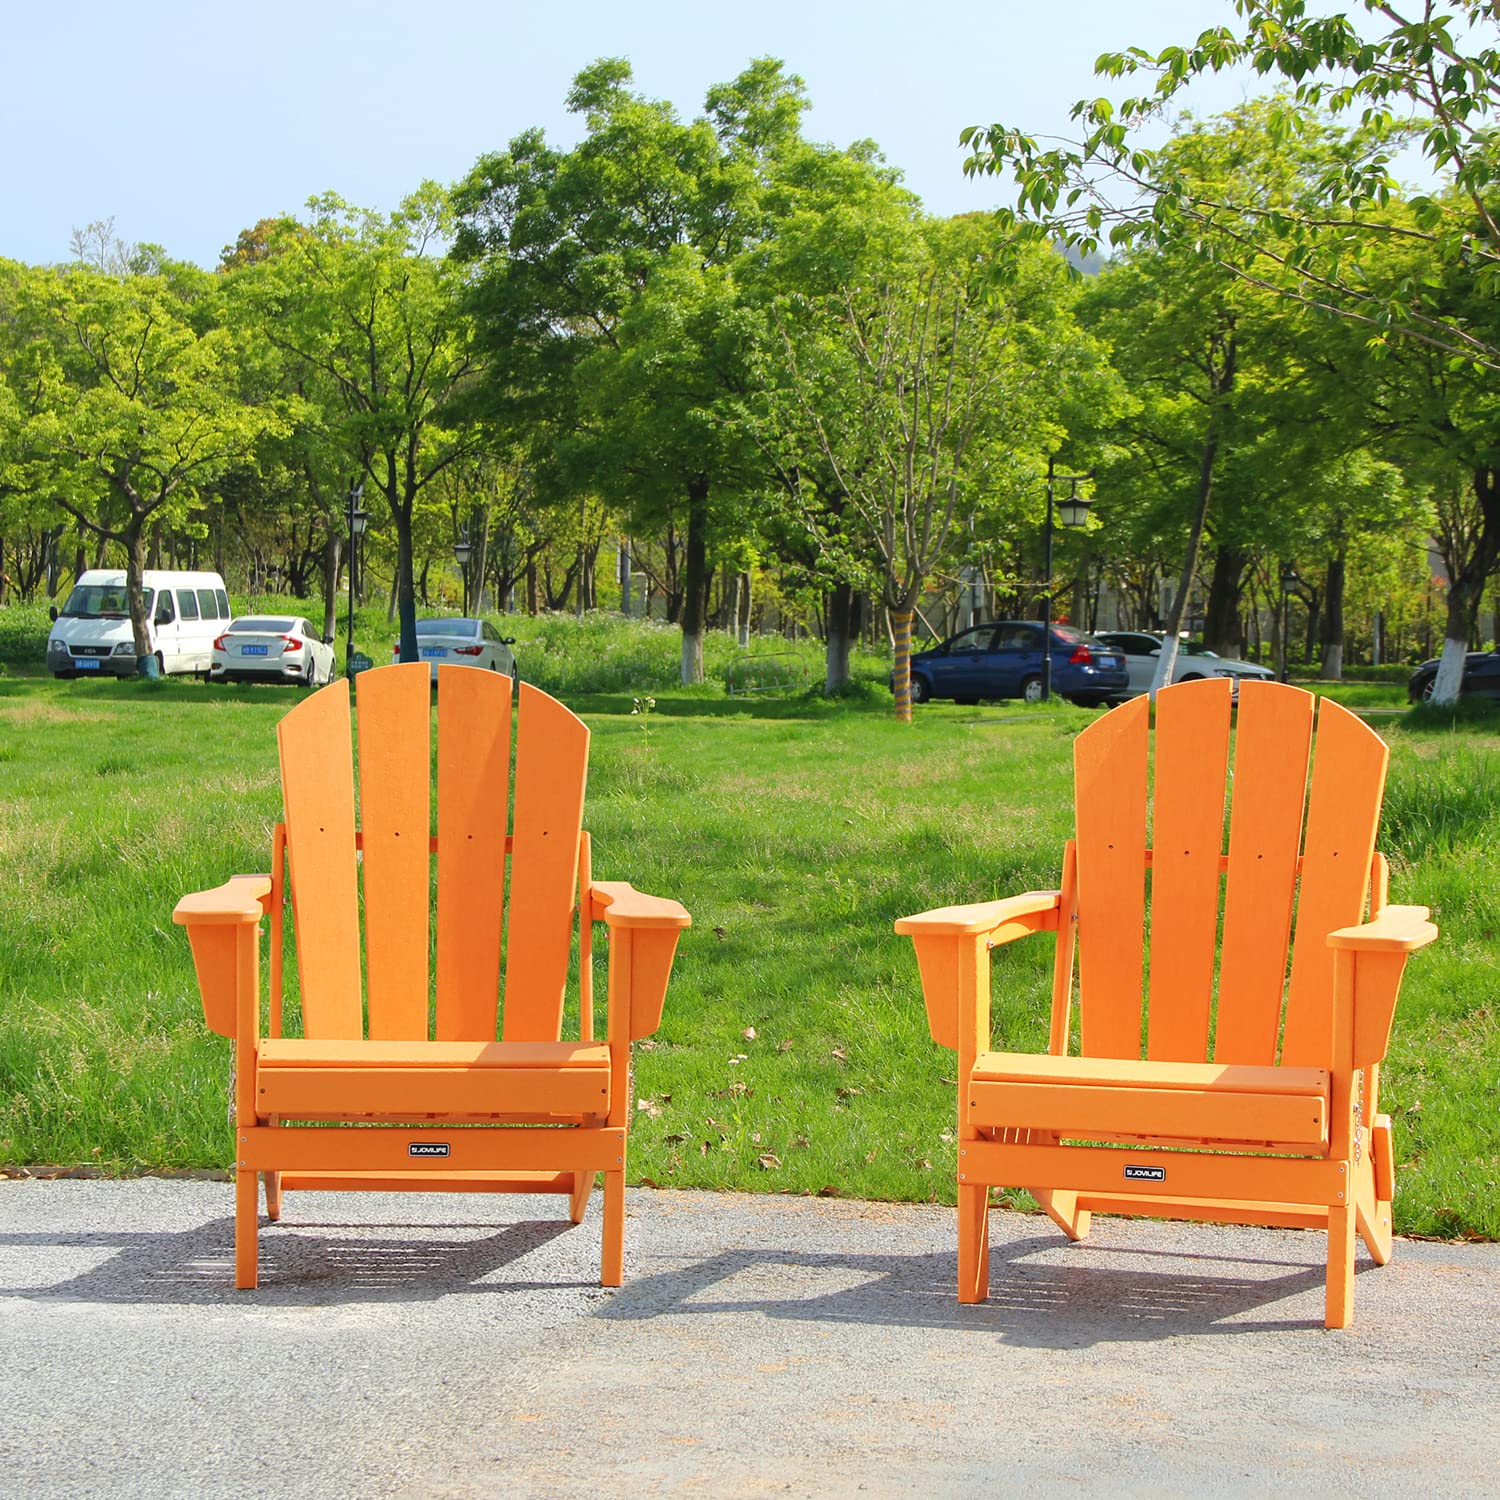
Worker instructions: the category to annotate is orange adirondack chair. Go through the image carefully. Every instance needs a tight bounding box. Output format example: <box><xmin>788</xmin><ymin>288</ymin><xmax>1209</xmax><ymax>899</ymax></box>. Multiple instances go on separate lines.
<box><xmin>173</xmin><ymin>663</ymin><xmax>689</xmax><ymax>1290</ymax></box>
<box><xmin>897</xmin><ymin>678</ymin><xmax>1437</xmax><ymax>1328</ymax></box>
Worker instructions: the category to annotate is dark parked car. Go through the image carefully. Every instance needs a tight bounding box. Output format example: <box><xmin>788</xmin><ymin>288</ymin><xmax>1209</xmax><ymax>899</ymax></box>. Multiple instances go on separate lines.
<box><xmin>899</xmin><ymin>621</ymin><xmax>1129</xmax><ymax>707</ymax></box>
<box><xmin>1407</xmin><ymin>649</ymin><xmax>1500</xmax><ymax>703</ymax></box>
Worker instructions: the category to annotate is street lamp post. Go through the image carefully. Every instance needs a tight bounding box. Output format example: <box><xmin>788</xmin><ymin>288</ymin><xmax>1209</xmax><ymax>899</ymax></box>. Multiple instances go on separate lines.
<box><xmin>1279</xmin><ymin>563</ymin><xmax>1301</xmax><ymax>683</ymax></box>
<box><xmin>454</xmin><ymin>528</ymin><xmax>473</xmax><ymax>616</ymax></box>
<box><xmin>345</xmin><ymin>482</ymin><xmax>368</xmax><ymax>677</ymax></box>
<box><xmin>1041</xmin><ymin>454</ymin><xmax>1095</xmax><ymax>702</ymax></box>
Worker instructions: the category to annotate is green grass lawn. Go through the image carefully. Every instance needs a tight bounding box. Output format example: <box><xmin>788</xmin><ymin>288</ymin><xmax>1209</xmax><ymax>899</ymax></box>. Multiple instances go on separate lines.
<box><xmin>0</xmin><ymin>632</ymin><xmax>1494</xmax><ymax>1237</ymax></box>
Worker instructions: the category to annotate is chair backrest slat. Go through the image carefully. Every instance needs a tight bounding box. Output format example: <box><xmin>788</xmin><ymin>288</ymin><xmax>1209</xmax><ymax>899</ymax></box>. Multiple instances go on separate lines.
<box><xmin>1280</xmin><ymin>698</ymin><xmax>1388</xmax><ymax>1067</ymax></box>
<box><xmin>277</xmin><ymin>682</ymin><xmax>363</xmax><ymax>1039</ymax></box>
<box><xmin>1215</xmin><ymin>681</ymin><xmax>1314</xmax><ymax>1064</ymax></box>
<box><xmin>1145</xmin><ymin>678</ymin><xmax>1232</xmax><ymax>1062</ymax></box>
<box><xmin>356</xmin><ymin>664</ymin><xmax>432</xmax><ymax>1040</ymax></box>
<box><xmin>1074</xmin><ymin>693</ymin><xmax>1149</xmax><ymax>1059</ymax></box>
<box><xmin>434</xmin><ymin>667</ymin><xmax>512</xmax><ymax>1042</ymax></box>
<box><xmin>502</xmin><ymin>683</ymin><xmax>590</xmax><ymax>1042</ymax></box>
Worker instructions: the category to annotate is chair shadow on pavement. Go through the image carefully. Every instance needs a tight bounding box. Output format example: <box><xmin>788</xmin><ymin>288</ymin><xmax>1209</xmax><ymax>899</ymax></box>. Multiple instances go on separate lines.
<box><xmin>597</xmin><ymin>1231</ymin><xmax>1350</xmax><ymax>1347</ymax></box>
<box><xmin>0</xmin><ymin>1214</ymin><xmax>585</xmax><ymax>1307</ymax></box>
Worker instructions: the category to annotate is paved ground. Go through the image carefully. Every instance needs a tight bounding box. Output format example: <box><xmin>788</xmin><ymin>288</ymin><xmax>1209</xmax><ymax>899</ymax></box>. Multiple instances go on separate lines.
<box><xmin>2</xmin><ymin>1179</ymin><xmax>1497</xmax><ymax>1498</ymax></box>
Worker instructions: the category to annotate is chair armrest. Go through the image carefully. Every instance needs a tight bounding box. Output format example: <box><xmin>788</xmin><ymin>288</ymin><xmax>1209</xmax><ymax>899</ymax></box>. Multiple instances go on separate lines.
<box><xmin>590</xmin><ymin>881</ymin><xmax>691</xmax><ymax>931</ymax></box>
<box><xmin>173</xmin><ymin>875</ymin><xmax>273</xmax><ymax>927</ymax></box>
<box><xmin>897</xmin><ymin>892</ymin><xmax>1061</xmax><ymax>1051</ymax></box>
<box><xmin>895</xmin><ymin>890</ymin><xmax>1060</xmax><ymax>941</ymax></box>
<box><xmin>592</xmin><ymin>882</ymin><xmax>689</xmax><ymax>1042</ymax></box>
<box><xmin>1331</xmin><ymin>907</ymin><xmax>1439</xmax><ymax>1070</ymax></box>
<box><xmin>173</xmin><ymin>877</ymin><xmax>270</xmax><ymax>1038</ymax></box>
<box><xmin>1328</xmin><ymin>905</ymin><xmax>1438</xmax><ymax>954</ymax></box>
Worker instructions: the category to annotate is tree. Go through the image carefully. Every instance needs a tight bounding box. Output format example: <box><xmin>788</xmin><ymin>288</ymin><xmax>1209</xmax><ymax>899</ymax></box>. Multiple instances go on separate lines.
<box><xmin>771</xmin><ymin>219</ymin><xmax>1108</xmax><ymax>719</ymax></box>
<box><xmin>230</xmin><ymin>188</ymin><xmax>478</xmax><ymax>662</ymax></box>
<box><xmin>18</xmin><ymin>259</ymin><xmax>278</xmax><ymax>662</ymax></box>
<box><xmin>963</xmin><ymin>1</ymin><xmax>1500</xmax><ymax>700</ymax></box>
<box><xmin>453</xmin><ymin>58</ymin><xmax>812</xmax><ymax>683</ymax></box>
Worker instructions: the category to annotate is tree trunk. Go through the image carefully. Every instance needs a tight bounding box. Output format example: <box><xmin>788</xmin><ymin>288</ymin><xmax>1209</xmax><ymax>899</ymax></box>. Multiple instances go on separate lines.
<box><xmin>525</xmin><ymin>561</ymin><xmax>538</xmax><ymax>616</ymax></box>
<box><xmin>125</xmin><ymin>523</ymin><xmax>153</xmax><ymax>670</ymax></box>
<box><xmin>825</xmin><ymin>579</ymin><xmax>855</xmax><ymax>694</ymax></box>
<box><xmin>1203</xmin><ymin>544</ymin><xmax>1248</xmax><ymax>657</ymax></box>
<box><xmin>1152</xmin><ymin>424</ymin><xmax>1220</xmax><ymax>693</ymax></box>
<box><xmin>1303</xmin><ymin>588</ymin><xmax>1321</xmax><ymax>669</ymax></box>
<box><xmin>395</xmin><ymin>509</ymin><xmax>418</xmax><ymax>663</ymax></box>
<box><xmin>738</xmin><ymin>571</ymin><xmax>752</xmax><ymax>648</ymax></box>
<box><xmin>322</xmin><ymin>534</ymin><xmax>341</xmax><ymax>643</ymax></box>
<box><xmin>1432</xmin><ymin>468</ymin><xmax>1500</xmax><ymax>701</ymax></box>
<box><xmin>890</xmin><ymin>608</ymin><xmax>914</xmax><ymax>723</ymax></box>
<box><xmin>1320</xmin><ymin>550</ymin><xmax>1346</xmax><ymax>680</ymax></box>
<box><xmin>680</xmin><ymin>483</ymin><xmax>710</xmax><ymax>686</ymax></box>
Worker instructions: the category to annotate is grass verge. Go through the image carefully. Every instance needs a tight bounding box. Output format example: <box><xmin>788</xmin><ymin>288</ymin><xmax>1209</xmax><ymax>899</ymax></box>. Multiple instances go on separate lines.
<box><xmin>0</xmin><ymin>633</ymin><xmax>1494</xmax><ymax>1236</ymax></box>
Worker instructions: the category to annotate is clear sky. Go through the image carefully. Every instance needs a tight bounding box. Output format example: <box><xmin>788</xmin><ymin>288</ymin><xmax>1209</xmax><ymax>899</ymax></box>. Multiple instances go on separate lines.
<box><xmin>0</xmin><ymin>0</ymin><xmax>1278</xmax><ymax>268</ymax></box>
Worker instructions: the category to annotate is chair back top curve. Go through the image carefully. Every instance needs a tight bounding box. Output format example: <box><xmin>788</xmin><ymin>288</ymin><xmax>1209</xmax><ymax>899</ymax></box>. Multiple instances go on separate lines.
<box><xmin>1071</xmin><ymin>677</ymin><xmax>1389</xmax><ymax>1070</ymax></box>
<box><xmin>275</xmin><ymin>663</ymin><xmax>590</xmax><ymax>1044</ymax></box>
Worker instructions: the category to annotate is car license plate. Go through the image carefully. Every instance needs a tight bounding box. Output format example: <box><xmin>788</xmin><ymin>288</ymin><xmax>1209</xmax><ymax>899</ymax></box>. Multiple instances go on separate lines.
<box><xmin>1100</xmin><ymin>654</ymin><xmax>1121</xmax><ymax>668</ymax></box>
<box><xmin>76</xmin><ymin>658</ymin><xmax>99</xmax><ymax>670</ymax></box>
<box><xmin>240</xmin><ymin>644</ymin><xmax>268</xmax><ymax>655</ymax></box>
<box><xmin>420</xmin><ymin>647</ymin><xmax>446</xmax><ymax>659</ymax></box>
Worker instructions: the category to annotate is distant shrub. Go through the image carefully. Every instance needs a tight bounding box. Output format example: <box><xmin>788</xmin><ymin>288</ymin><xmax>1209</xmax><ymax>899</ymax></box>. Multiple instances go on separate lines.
<box><xmin>0</xmin><ymin>601</ymin><xmax>51</xmax><ymax>667</ymax></box>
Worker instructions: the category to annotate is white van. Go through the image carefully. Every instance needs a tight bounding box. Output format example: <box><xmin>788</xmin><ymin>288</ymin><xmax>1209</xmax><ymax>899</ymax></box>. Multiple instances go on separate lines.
<box><xmin>47</xmin><ymin>570</ymin><xmax>232</xmax><ymax>679</ymax></box>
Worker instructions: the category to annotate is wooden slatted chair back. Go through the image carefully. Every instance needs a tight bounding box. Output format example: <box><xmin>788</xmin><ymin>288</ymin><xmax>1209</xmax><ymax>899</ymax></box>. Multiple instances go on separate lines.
<box><xmin>276</xmin><ymin>664</ymin><xmax>590</xmax><ymax>1043</ymax></box>
<box><xmin>1071</xmin><ymin>678</ymin><xmax>1388</xmax><ymax>1068</ymax></box>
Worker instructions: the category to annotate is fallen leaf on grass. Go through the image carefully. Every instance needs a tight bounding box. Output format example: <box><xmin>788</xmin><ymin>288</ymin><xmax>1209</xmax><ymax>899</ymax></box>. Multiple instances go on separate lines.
<box><xmin>836</xmin><ymin>1086</ymin><xmax>863</xmax><ymax>1100</ymax></box>
<box><xmin>742</xmin><ymin>1026</ymin><xmax>758</xmax><ymax>1041</ymax></box>
<box><xmin>831</xmin><ymin>1046</ymin><xmax>847</xmax><ymax>1063</ymax></box>
<box><xmin>664</xmin><ymin>1132</ymin><xmax>687</xmax><ymax>1145</ymax></box>
<box><xmin>757</xmin><ymin>1153</ymin><xmax>783</xmax><ymax>1170</ymax></box>
<box><xmin>817</xmin><ymin>1185</ymin><xmax>840</xmax><ymax>1198</ymax></box>
<box><xmin>776</xmin><ymin>1039</ymin><xmax>794</xmax><ymax>1054</ymax></box>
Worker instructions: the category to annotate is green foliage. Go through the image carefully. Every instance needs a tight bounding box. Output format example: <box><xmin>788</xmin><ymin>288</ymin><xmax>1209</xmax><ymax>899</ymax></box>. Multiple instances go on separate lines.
<box><xmin>964</xmin><ymin>2</ymin><xmax>1500</xmax><ymax>369</ymax></box>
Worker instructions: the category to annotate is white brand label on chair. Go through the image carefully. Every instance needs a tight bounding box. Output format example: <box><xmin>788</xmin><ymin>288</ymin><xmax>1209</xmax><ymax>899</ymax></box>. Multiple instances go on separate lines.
<box><xmin>1123</xmin><ymin>1163</ymin><xmax>1165</xmax><ymax>1182</ymax></box>
<box><xmin>409</xmin><ymin>1142</ymin><xmax>451</xmax><ymax>1158</ymax></box>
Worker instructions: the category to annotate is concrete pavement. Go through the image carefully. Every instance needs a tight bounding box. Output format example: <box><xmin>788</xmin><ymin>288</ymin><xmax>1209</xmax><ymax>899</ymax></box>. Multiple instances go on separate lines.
<box><xmin>2</xmin><ymin>1179</ymin><xmax>1496</xmax><ymax>1497</ymax></box>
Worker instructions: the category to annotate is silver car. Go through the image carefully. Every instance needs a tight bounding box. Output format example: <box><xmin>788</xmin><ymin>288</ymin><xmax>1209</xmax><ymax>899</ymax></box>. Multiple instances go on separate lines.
<box><xmin>396</xmin><ymin>618</ymin><xmax>518</xmax><ymax>681</ymax></box>
<box><xmin>1095</xmin><ymin>631</ymin><xmax>1276</xmax><ymax>699</ymax></box>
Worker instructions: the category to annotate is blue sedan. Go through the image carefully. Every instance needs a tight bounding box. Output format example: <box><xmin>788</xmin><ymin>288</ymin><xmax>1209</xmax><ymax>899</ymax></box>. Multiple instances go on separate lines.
<box><xmin>900</xmin><ymin>621</ymin><xmax>1129</xmax><ymax>707</ymax></box>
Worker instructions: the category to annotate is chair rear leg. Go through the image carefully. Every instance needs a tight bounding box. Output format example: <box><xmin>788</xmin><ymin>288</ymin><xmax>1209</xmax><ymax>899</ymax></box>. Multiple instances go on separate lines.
<box><xmin>263</xmin><ymin>1171</ymin><xmax>282</xmax><ymax>1222</ymax></box>
<box><xmin>1033</xmin><ymin>1188</ymin><xmax>1091</xmax><ymax>1242</ymax></box>
<box><xmin>1325</xmin><ymin>1203</ymin><xmax>1356</xmax><ymax>1329</ymax></box>
<box><xmin>601</xmin><ymin>1170</ymin><xmax>625</xmax><ymax>1286</ymax></box>
<box><xmin>1355</xmin><ymin>1155</ymin><xmax>1393</xmax><ymax>1266</ymax></box>
<box><xmin>235</xmin><ymin>1169</ymin><xmax>260</xmax><ymax>1290</ymax></box>
<box><xmin>957</xmin><ymin>1182</ymin><xmax>990</xmax><ymax>1303</ymax></box>
<box><xmin>570</xmin><ymin>1170</ymin><xmax>595</xmax><ymax>1225</ymax></box>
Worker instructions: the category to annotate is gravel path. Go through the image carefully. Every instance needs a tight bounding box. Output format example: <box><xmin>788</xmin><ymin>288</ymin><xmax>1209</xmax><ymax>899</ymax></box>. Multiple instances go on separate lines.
<box><xmin>2</xmin><ymin>1179</ymin><xmax>1496</xmax><ymax>1497</ymax></box>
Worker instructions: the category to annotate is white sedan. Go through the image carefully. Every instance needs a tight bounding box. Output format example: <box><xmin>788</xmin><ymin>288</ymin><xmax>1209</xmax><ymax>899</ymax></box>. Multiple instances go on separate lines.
<box><xmin>1095</xmin><ymin>631</ymin><xmax>1276</xmax><ymax>699</ymax></box>
<box><xmin>396</xmin><ymin>618</ymin><xmax>518</xmax><ymax>681</ymax></box>
<box><xmin>210</xmin><ymin>616</ymin><xmax>337</xmax><ymax>687</ymax></box>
